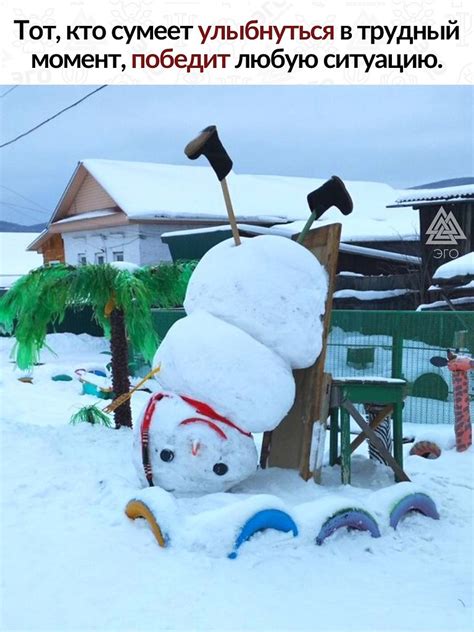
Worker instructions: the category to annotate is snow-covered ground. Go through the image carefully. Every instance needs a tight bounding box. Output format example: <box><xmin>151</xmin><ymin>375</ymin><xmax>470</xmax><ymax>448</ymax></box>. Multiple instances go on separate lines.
<box><xmin>1</xmin><ymin>333</ymin><xmax>472</xmax><ymax>632</ymax></box>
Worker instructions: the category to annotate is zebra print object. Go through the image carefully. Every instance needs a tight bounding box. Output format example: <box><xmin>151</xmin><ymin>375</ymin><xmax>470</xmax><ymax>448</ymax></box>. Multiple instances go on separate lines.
<box><xmin>364</xmin><ymin>403</ymin><xmax>392</xmax><ymax>465</ymax></box>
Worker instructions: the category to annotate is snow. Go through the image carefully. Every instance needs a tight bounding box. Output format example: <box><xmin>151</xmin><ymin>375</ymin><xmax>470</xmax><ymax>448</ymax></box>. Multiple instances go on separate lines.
<box><xmin>241</xmin><ymin>215</ymin><xmax>419</xmax><ymax>243</ymax></box>
<box><xmin>1</xmin><ymin>332</ymin><xmax>472</xmax><ymax>631</ymax></box>
<box><xmin>429</xmin><ymin>280</ymin><xmax>474</xmax><ymax>291</ymax></box>
<box><xmin>54</xmin><ymin>209</ymin><xmax>118</xmax><ymax>224</ymax></box>
<box><xmin>132</xmin><ymin>392</ymin><xmax>258</xmax><ymax>494</ymax></box>
<box><xmin>417</xmin><ymin>297</ymin><xmax>474</xmax><ymax>311</ymax></box>
<box><xmin>0</xmin><ymin>232</ymin><xmax>43</xmax><ymax>288</ymax></box>
<box><xmin>339</xmin><ymin>270</ymin><xmax>364</xmax><ymax>277</ymax></box>
<box><xmin>334</xmin><ymin>288</ymin><xmax>411</xmax><ymax>300</ymax></box>
<box><xmin>339</xmin><ymin>243</ymin><xmax>421</xmax><ymax>264</ymax></box>
<box><xmin>109</xmin><ymin>260</ymin><xmax>140</xmax><ymax>272</ymax></box>
<box><xmin>395</xmin><ymin>184</ymin><xmax>474</xmax><ymax>205</ymax></box>
<box><xmin>175</xmin><ymin>493</ymin><xmax>291</xmax><ymax>557</ymax></box>
<box><xmin>184</xmin><ymin>236</ymin><xmax>328</xmax><ymax>369</ymax></box>
<box><xmin>432</xmin><ymin>252</ymin><xmax>474</xmax><ymax>280</ymax></box>
<box><xmin>153</xmin><ymin>310</ymin><xmax>296</xmax><ymax>433</ymax></box>
<box><xmin>161</xmin><ymin>224</ymin><xmax>234</xmax><ymax>238</ymax></box>
<box><xmin>78</xmin><ymin>160</ymin><xmax>412</xmax><ymax>242</ymax></box>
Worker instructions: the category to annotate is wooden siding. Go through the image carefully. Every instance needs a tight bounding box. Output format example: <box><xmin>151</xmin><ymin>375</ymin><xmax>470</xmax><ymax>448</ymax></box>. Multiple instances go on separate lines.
<box><xmin>66</xmin><ymin>173</ymin><xmax>117</xmax><ymax>216</ymax></box>
<box><xmin>41</xmin><ymin>234</ymin><xmax>65</xmax><ymax>264</ymax></box>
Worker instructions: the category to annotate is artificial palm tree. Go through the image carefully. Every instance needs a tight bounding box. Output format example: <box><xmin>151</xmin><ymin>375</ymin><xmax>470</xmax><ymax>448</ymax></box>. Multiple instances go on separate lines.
<box><xmin>0</xmin><ymin>261</ymin><xmax>194</xmax><ymax>428</ymax></box>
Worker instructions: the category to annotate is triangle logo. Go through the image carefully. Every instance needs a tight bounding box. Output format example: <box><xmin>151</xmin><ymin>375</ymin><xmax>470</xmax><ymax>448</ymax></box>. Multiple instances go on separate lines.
<box><xmin>425</xmin><ymin>207</ymin><xmax>466</xmax><ymax>245</ymax></box>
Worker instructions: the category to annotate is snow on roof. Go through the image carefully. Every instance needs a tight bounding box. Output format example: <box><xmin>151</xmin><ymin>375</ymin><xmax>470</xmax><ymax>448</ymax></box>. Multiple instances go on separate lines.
<box><xmin>54</xmin><ymin>209</ymin><xmax>118</xmax><ymax>224</ymax></box>
<box><xmin>432</xmin><ymin>252</ymin><xmax>474</xmax><ymax>280</ymax></box>
<box><xmin>392</xmin><ymin>184</ymin><xmax>474</xmax><ymax>206</ymax></box>
<box><xmin>161</xmin><ymin>225</ymin><xmax>233</xmax><ymax>238</ymax></box>
<box><xmin>428</xmin><ymin>280</ymin><xmax>474</xmax><ymax>292</ymax></box>
<box><xmin>338</xmin><ymin>243</ymin><xmax>420</xmax><ymax>264</ymax></box>
<box><xmin>417</xmin><ymin>296</ymin><xmax>474</xmax><ymax>311</ymax></box>
<box><xmin>334</xmin><ymin>288</ymin><xmax>412</xmax><ymax>300</ymax></box>
<box><xmin>239</xmin><ymin>216</ymin><xmax>418</xmax><ymax>243</ymax></box>
<box><xmin>80</xmin><ymin>159</ymin><xmax>411</xmax><ymax>241</ymax></box>
<box><xmin>0</xmin><ymin>232</ymin><xmax>43</xmax><ymax>288</ymax></box>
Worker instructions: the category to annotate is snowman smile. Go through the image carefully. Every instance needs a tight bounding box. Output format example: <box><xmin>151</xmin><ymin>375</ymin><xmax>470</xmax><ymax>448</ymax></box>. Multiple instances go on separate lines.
<box><xmin>179</xmin><ymin>417</ymin><xmax>228</xmax><ymax>440</ymax></box>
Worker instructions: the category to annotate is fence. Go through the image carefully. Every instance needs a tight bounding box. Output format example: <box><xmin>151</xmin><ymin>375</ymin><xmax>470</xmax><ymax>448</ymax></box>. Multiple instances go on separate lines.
<box><xmin>328</xmin><ymin>310</ymin><xmax>474</xmax><ymax>425</ymax></box>
<box><xmin>5</xmin><ymin>305</ymin><xmax>472</xmax><ymax>425</ymax></box>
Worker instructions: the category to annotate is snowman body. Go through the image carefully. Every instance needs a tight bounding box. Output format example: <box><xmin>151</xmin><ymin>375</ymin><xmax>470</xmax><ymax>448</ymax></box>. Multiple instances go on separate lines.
<box><xmin>133</xmin><ymin>235</ymin><xmax>327</xmax><ymax>495</ymax></box>
<box><xmin>133</xmin><ymin>391</ymin><xmax>258</xmax><ymax>495</ymax></box>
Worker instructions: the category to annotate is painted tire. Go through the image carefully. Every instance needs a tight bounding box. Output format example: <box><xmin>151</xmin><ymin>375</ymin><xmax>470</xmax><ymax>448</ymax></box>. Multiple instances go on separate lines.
<box><xmin>389</xmin><ymin>493</ymin><xmax>440</xmax><ymax>529</ymax></box>
<box><xmin>316</xmin><ymin>508</ymin><xmax>381</xmax><ymax>545</ymax></box>
<box><xmin>409</xmin><ymin>441</ymin><xmax>441</xmax><ymax>459</ymax></box>
<box><xmin>229</xmin><ymin>509</ymin><xmax>298</xmax><ymax>559</ymax></box>
<box><xmin>125</xmin><ymin>499</ymin><xmax>168</xmax><ymax>547</ymax></box>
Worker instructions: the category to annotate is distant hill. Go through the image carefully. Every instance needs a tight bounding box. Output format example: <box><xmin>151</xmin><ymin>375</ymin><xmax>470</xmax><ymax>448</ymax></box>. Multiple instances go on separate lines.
<box><xmin>0</xmin><ymin>221</ymin><xmax>46</xmax><ymax>233</ymax></box>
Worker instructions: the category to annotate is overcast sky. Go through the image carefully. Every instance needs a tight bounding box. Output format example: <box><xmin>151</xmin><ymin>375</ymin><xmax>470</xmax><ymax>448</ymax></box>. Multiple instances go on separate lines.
<box><xmin>0</xmin><ymin>84</ymin><xmax>472</xmax><ymax>225</ymax></box>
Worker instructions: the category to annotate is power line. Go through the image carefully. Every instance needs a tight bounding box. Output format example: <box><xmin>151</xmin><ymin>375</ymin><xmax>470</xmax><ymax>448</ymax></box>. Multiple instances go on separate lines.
<box><xmin>0</xmin><ymin>85</ymin><xmax>107</xmax><ymax>149</ymax></box>
<box><xmin>0</xmin><ymin>200</ymin><xmax>49</xmax><ymax>214</ymax></box>
<box><xmin>0</xmin><ymin>85</ymin><xmax>18</xmax><ymax>98</ymax></box>
<box><xmin>0</xmin><ymin>203</ymin><xmax>48</xmax><ymax>224</ymax></box>
<box><xmin>0</xmin><ymin>184</ymin><xmax>49</xmax><ymax>211</ymax></box>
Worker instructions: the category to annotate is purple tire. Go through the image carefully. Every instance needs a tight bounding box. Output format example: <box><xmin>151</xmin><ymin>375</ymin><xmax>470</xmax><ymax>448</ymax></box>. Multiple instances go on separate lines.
<box><xmin>389</xmin><ymin>493</ymin><xmax>440</xmax><ymax>529</ymax></box>
<box><xmin>316</xmin><ymin>508</ymin><xmax>381</xmax><ymax>545</ymax></box>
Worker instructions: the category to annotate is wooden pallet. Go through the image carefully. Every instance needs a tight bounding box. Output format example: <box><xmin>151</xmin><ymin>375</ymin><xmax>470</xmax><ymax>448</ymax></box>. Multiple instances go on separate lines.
<box><xmin>260</xmin><ymin>223</ymin><xmax>341</xmax><ymax>481</ymax></box>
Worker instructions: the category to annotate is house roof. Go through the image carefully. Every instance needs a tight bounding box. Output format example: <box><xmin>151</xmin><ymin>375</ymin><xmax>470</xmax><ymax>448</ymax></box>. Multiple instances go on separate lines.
<box><xmin>161</xmin><ymin>224</ymin><xmax>421</xmax><ymax>263</ymax></box>
<box><xmin>237</xmin><ymin>215</ymin><xmax>419</xmax><ymax>243</ymax></box>
<box><xmin>41</xmin><ymin>158</ymin><xmax>424</xmax><ymax>243</ymax></box>
<box><xmin>389</xmin><ymin>184</ymin><xmax>474</xmax><ymax>208</ymax></box>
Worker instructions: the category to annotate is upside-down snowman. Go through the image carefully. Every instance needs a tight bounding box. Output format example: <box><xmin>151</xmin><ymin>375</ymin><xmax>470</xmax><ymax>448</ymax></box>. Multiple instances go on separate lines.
<box><xmin>133</xmin><ymin>126</ymin><xmax>353</xmax><ymax>496</ymax></box>
<box><xmin>133</xmin><ymin>233</ymin><xmax>329</xmax><ymax>495</ymax></box>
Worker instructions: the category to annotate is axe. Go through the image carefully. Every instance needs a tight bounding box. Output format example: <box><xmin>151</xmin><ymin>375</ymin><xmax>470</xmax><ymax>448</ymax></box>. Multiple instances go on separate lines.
<box><xmin>297</xmin><ymin>176</ymin><xmax>353</xmax><ymax>244</ymax></box>
<box><xmin>185</xmin><ymin>125</ymin><xmax>241</xmax><ymax>246</ymax></box>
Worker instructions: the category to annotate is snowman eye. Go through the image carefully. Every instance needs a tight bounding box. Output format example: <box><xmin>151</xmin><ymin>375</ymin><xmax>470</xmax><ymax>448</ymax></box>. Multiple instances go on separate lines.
<box><xmin>160</xmin><ymin>449</ymin><xmax>174</xmax><ymax>462</ymax></box>
<box><xmin>213</xmin><ymin>463</ymin><xmax>228</xmax><ymax>476</ymax></box>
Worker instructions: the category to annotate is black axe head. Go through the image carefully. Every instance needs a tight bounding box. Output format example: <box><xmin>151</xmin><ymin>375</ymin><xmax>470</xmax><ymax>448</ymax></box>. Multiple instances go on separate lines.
<box><xmin>184</xmin><ymin>125</ymin><xmax>233</xmax><ymax>182</ymax></box>
<box><xmin>307</xmin><ymin>176</ymin><xmax>353</xmax><ymax>220</ymax></box>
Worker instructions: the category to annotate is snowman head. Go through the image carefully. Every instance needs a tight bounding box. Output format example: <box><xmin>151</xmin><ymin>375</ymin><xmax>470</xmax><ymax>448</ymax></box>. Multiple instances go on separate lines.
<box><xmin>133</xmin><ymin>392</ymin><xmax>258</xmax><ymax>495</ymax></box>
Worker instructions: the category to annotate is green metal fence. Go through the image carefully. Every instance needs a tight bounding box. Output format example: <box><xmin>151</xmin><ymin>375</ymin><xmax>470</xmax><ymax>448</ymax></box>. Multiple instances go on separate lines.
<box><xmin>4</xmin><ymin>303</ymin><xmax>471</xmax><ymax>425</ymax></box>
<box><xmin>327</xmin><ymin>310</ymin><xmax>474</xmax><ymax>425</ymax></box>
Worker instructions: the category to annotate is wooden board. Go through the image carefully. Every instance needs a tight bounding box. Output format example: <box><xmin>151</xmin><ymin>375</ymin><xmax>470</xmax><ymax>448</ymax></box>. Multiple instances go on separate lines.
<box><xmin>264</xmin><ymin>223</ymin><xmax>341</xmax><ymax>480</ymax></box>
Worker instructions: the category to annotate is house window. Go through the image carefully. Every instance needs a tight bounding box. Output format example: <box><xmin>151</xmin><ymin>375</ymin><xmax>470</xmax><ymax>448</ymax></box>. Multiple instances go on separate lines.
<box><xmin>95</xmin><ymin>252</ymin><xmax>105</xmax><ymax>265</ymax></box>
<box><xmin>77</xmin><ymin>253</ymin><xmax>87</xmax><ymax>266</ymax></box>
<box><xmin>113</xmin><ymin>251</ymin><xmax>124</xmax><ymax>262</ymax></box>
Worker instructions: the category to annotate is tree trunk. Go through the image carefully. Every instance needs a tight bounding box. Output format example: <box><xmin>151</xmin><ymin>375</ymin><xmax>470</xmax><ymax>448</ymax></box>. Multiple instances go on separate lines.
<box><xmin>110</xmin><ymin>307</ymin><xmax>132</xmax><ymax>428</ymax></box>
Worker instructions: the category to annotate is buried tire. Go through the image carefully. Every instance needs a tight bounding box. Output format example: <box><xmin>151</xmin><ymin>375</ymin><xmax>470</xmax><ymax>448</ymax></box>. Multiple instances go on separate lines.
<box><xmin>389</xmin><ymin>492</ymin><xmax>440</xmax><ymax>529</ymax></box>
<box><xmin>315</xmin><ymin>508</ymin><xmax>381</xmax><ymax>545</ymax></box>
<box><xmin>229</xmin><ymin>509</ymin><xmax>298</xmax><ymax>559</ymax></box>
<box><xmin>409</xmin><ymin>441</ymin><xmax>441</xmax><ymax>459</ymax></box>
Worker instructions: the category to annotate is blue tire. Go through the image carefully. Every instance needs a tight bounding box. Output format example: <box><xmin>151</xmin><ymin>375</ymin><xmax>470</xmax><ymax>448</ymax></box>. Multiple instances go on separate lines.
<box><xmin>389</xmin><ymin>493</ymin><xmax>440</xmax><ymax>529</ymax></box>
<box><xmin>229</xmin><ymin>509</ymin><xmax>298</xmax><ymax>559</ymax></box>
<box><xmin>316</xmin><ymin>508</ymin><xmax>381</xmax><ymax>545</ymax></box>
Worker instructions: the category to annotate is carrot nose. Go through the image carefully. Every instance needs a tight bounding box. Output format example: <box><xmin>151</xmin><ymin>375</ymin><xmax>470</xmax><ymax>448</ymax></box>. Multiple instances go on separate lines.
<box><xmin>191</xmin><ymin>440</ymin><xmax>201</xmax><ymax>456</ymax></box>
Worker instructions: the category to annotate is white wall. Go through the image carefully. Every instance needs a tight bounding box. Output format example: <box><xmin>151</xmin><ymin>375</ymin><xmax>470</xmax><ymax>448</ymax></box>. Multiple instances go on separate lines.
<box><xmin>137</xmin><ymin>224</ymin><xmax>172</xmax><ymax>265</ymax></box>
<box><xmin>63</xmin><ymin>225</ymin><xmax>142</xmax><ymax>265</ymax></box>
<box><xmin>62</xmin><ymin>221</ymin><xmax>213</xmax><ymax>266</ymax></box>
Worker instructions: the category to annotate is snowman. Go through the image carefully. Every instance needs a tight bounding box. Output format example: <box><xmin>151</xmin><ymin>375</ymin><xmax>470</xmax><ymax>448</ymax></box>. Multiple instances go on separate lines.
<box><xmin>133</xmin><ymin>234</ymin><xmax>328</xmax><ymax>495</ymax></box>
